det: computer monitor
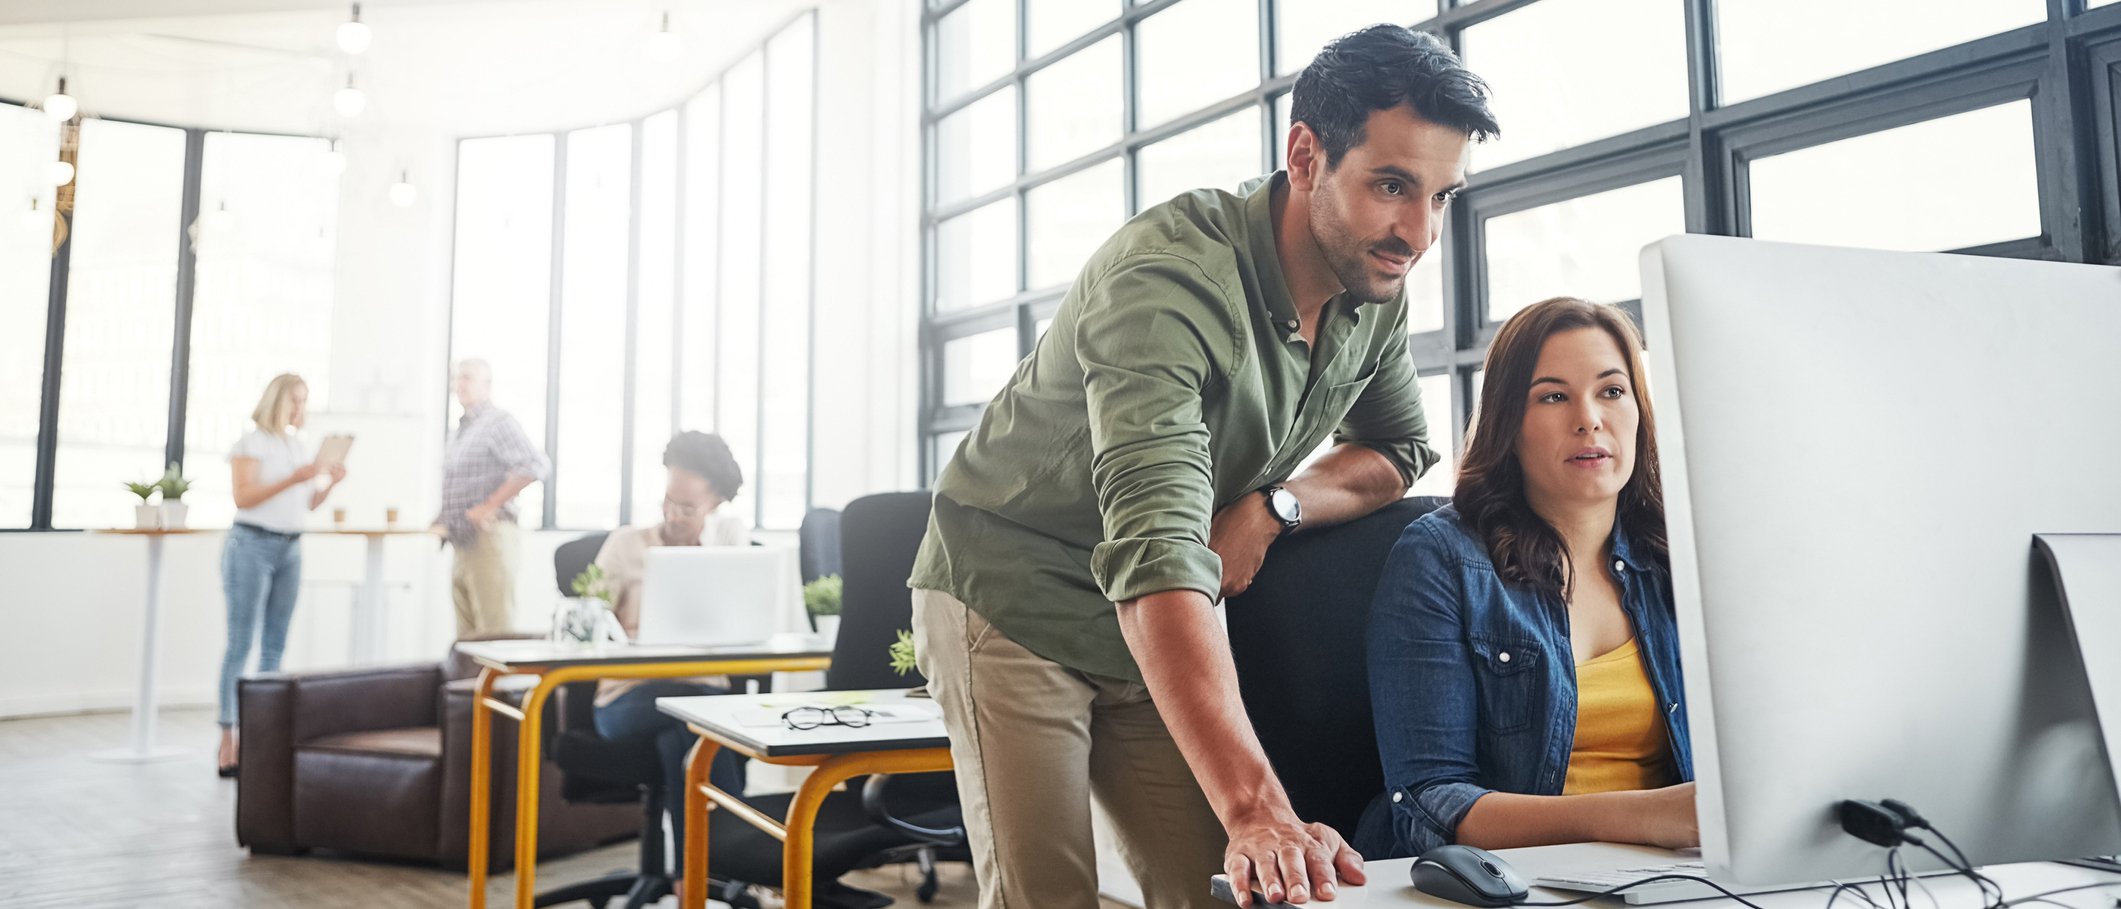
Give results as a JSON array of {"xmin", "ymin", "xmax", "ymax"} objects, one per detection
[
  {"xmin": 1639, "ymin": 235, "xmax": 2121, "ymax": 884},
  {"xmin": 636, "ymin": 547, "xmax": 797, "ymax": 647}
]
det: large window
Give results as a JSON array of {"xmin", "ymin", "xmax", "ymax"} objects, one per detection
[
  {"xmin": 0, "ymin": 104, "xmax": 58, "ymax": 528},
  {"xmin": 448, "ymin": 12, "xmax": 817, "ymax": 531},
  {"xmin": 919, "ymin": 0, "xmax": 2121, "ymax": 488},
  {"xmin": 3, "ymin": 109, "xmax": 341, "ymax": 530},
  {"xmin": 182, "ymin": 132, "xmax": 340, "ymax": 531}
]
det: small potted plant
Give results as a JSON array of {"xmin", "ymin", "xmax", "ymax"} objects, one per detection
[
  {"xmin": 803, "ymin": 574, "xmax": 843, "ymax": 643},
  {"xmin": 889, "ymin": 629, "xmax": 918, "ymax": 677},
  {"xmin": 550, "ymin": 564, "xmax": 623, "ymax": 647},
  {"xmin": 125, "ymin": 481, "xmax": 161, "ymax": 530},
  {"xmin": 156, "ymin": 462, "xmax": 192, "ymax": 529}
]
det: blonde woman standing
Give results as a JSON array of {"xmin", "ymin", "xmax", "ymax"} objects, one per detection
[{"xmin": 216, "ymin": 374, "xmax": 345, "ymax": 777}]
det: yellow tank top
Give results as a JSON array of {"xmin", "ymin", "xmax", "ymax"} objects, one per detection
[{"xmin": 1562, "ymin": 638, "xmax": 1676, "ymax": 795}]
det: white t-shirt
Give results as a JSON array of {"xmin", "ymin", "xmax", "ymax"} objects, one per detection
[{"xmin": 229, "ymin": 429, "xmax": 313, "ymax": 533}]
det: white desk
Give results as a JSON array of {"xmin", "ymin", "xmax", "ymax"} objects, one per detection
[
  {"xmin": 309, "ymin": 528, "xmax": 431, "ymax": 663},
  {"xmin": 1241, "ymin": 843, "xmax": 2121, "ymax": 908},
  {"xmin": 90, "ymin": 528, "xmax": 208, "ymax": 762},
  {"xmin": 658, "ymin": 689, "xmax": 953, "ymax": 909}
]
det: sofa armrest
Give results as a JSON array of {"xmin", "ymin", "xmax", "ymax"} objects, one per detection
[
  {"xmin": 283, "ymin": 662, "xmax": 446, "ymax": 743},
  {"xmin": 235, "ymin": 673, "xmax": 299, "ymax": 852}
]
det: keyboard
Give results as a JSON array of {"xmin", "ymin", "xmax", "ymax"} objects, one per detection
[
  {"xmin": 1535, "ymin": 861, "xmax": 1830, "ymax": 905},
  {"xmin": 2061, "ymin": 855, "xmax": 2121, "ymax": 873}
]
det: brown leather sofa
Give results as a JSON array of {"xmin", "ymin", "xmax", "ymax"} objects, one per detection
[{"xmin": 234, "ymin": 640, "xmax": 639, "ymax": 870}]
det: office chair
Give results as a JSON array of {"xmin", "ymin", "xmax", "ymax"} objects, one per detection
[{"xmin": 1225, "ymin": 496, "xmax": 1450, "ymax": 838}]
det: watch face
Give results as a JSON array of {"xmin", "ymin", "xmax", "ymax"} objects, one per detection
[{"xmin": 1270, "ymin": 488, "xmax": 1301, "ymax": 524}]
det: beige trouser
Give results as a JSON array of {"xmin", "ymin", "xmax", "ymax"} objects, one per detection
[
  {"xmin": 912, "ymin": 588, "xmax": 1228, "ymax": 909},
  {"xmin": 451, "ymin": 520, "xmax": 518, "ymax": 637}
]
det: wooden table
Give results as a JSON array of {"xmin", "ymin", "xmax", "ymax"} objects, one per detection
[
  {"xmin": 456, "ymin": 639, "xmax": 834, "ymax": 909},
  {"xmin": 91, "ymin": 528, "xmax": 211, "ymax": 762},
  {"xmin": 657, "ymin": 689, "xmax": 954, "ymax": 909},
  {"xmin": 307, "ymin": 527, "xmax": 434, "ymax": 663}
]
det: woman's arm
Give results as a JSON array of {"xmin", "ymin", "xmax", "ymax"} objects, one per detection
[
  {"xmin": 1368, "ymin": 521, "xmax": 1493, "ymax": 857},
  {"xmin": 231, "ymin": 458, "xmax": 318, "ymax": 511},
  {"xmin": 1455, "ymin": 783, "xmax": 1696, "ymax": 850}
]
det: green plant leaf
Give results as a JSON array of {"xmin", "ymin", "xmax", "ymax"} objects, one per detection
[
  {"xmin": 802, "ymin": 574, "xmax": 843, "ymax": 616},
  {"xmin": 888, "ymin": 628, "xmax": 918, "ymax": 677}
]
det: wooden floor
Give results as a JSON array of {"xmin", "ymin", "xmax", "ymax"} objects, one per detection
[{"xmin": 0, "ymin": 706, "xmax": 1124, "ymax": 909}]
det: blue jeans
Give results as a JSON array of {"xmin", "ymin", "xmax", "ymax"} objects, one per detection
[
  {"xmin": 595, "ymin": 681, "xmax": 747, "ymax": 868},
  {"xmin": 219, "ymin": 524, "xmax": 303, "ymax": 728}
]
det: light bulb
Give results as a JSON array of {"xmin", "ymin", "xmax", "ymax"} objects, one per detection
[
  {"xmin": 43, "ymin": 78, "xmax": 77, "ymax": 122},
  {"xmin": 320, "ymin": 144, "xmax": 347, "ymax": 177},
  {"xmin": 334, "ymin": 80, "xmax": 367, "ymax": 118},
  {"xmin": 388, "ymin": 172, "xmax": 417, "ymax": 207},
  {"xmin": 336, "ymin": 4, "xmax": 372, "ymax": 55},
  {"xmin": 46, "ymin": 159, "xmax": 74, "ymax": 187},
  {"xmin": 22, "ymin": 199, "xmax": 47, "ymax": 232}
]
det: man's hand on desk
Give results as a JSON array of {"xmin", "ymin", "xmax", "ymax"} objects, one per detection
[{"xmin": 1223, "ymin": 804, "xmax": 1366, "ymax": 906}]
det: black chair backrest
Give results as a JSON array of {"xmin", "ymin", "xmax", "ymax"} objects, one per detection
[
  {"xmin": 1225, "ymin": 496, "xmax": 1449, "ymax": 840},
  {"xmin": 555, "ymin": 531, "xmax": 611, "ymax": 595},
  {"xmin": 798, "ymin": 508, "xmax": 843, "ymax": 585},
  {"xmin": 826, "ymin": 492, "xmax": 935, "ymax": 691}
]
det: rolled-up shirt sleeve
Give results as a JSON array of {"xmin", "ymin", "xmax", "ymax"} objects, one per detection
[
  {"xmin": 1368, "ymin": 519, "xmax": 1493, "ymax": 855},
  {"xmin": 1336, "ymin": 305, "xmax": 1436, "ymax": 489},
  {"xmin": 489, "ymin": 412, "xmax": 551, "ymax": 482},
  {"xmin": 1077, "ymin": 253, "xmax": 1234, "ymax": 606}
]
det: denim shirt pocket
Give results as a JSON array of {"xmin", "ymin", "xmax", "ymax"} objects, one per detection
[{"xmin": 1467, "ymin": 633, "xmax": 1543, "ymax": 734}]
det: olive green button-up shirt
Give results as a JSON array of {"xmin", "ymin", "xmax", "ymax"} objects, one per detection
[{"xmin": 908, "ymin": 172, "xmax": 1437, "ymax": 682}]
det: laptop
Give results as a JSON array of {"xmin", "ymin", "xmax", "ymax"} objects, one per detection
[{"xmin": 635, "ymin": 547, "xmax": 795, "ymax": 647}]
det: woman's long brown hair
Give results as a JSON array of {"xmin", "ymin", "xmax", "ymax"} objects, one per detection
[{"xmin": 1454, "ymin": 297, "xmax": 1668, "ymax": 597}]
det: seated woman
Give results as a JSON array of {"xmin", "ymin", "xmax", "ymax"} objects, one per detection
[
  {"xmin": 590, "ymin": 430, "xmax": 751, "ymax": 861},
  {"xmin": 1356, "ymin": 296, "xmax": 1696, "ymax": 859}
]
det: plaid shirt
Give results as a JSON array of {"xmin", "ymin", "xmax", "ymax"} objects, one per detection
[{"xmin": 438, "ymin": 403, "xmax": 550, "ymax": 545}]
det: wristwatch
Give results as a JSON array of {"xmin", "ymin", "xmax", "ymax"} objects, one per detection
[{"xmin": 1261, "ymin": 485, "xmax": 1302, "ymax": 537}]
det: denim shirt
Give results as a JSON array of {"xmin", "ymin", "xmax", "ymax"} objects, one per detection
[{"xmin": 1358, "ymin": 503, "xmax": 1692, "ymax": 859}]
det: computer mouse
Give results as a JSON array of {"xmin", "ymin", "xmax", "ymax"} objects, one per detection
[{"xmin": 1411, "ymin": 844, "xmax": 1530, "ymax": 907}]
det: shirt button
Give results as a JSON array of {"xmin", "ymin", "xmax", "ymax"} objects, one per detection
[
  {"xmin": 1613, "ymin": 559, "xmax": 1626, "ymax": 573},
  {"xmin": 1392, "ymin": 791, "xmax": 1404, "ymax": 803},
  {"xmin": 1284, "ymin": 319, "xmax": 1298, "ymax": 331},
  {"xmin": 1498, "ymin": 651, "xmax": 1511, "ymax": 663}
]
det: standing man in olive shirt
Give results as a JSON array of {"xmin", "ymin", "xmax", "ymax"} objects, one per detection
[{"xmin": 908, "ymin": 26, "xmax": 1498, "ymax": 909}]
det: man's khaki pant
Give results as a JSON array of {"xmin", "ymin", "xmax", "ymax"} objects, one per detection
[
  {"xmin": 912, "ymin": 588, "xmax": 1228, "ymax": 909},
  {"xmin": 451, "ymin": 520, "xmax": 519, "ymax": 637}
]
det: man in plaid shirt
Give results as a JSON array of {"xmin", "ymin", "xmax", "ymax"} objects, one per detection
[{"xmin": 433, "ymin": 359, "xmax": 550, "ymax": 636}]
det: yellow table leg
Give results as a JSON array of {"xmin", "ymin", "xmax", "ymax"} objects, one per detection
[
  {"xmin": 782, "ymin": 748, "xmax": 955, "ymax": 909},
  {"xmin": 467, "ymin": 668, "xmax": 499, "ymax": 909},
  {"xmin": 683, "ymin": 737, "xmax": 719, "ymax": 909},
  {"xmin": 512, "ymin": 677, "xmax": 561, "ymax": 909}
]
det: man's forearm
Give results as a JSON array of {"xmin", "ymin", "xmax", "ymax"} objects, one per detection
[
  {"xmin": 1116, "ymin": 589, "xmax": 1292, "ymax": 828},
  {"xmin": 481, "ymin": 472, "xmax": 536, "ymax": 509},
  {"xmin": 1282, "ymin": 443, "xmax": 1409, "ymax": 531}
]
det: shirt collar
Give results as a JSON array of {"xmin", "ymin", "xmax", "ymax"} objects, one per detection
[
  {"xmin": 1243, "ymin": 170, "xmax": 1372, "ymax": 341},
  {"xmin": 1608, "ymin": 518, "xmax": 1651, "ymax": 573},
  {"xmin": 1244, "ymin": 171, "xmax": 1304, "ymax": 339},
  {"xmin": 461, "ymin": 402, "xmax": 492, "ymax": 424}
]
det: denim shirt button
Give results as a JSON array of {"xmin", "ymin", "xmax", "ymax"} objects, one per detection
[
  {"xmin": 1392, "ymin": 791, "xmax": 1404, "ymax": 804},
  {"xmin": 1498, "ymin": 651, "xmax": 1511, "ymax": 663},
  {"xmin": 1613, "ymin": 559, "xmax": 1626, "ymax": 573}
]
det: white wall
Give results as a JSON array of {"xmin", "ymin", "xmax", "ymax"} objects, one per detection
[{"xmin": 0, "ymin": 0, "xmax": 924, "ymax": 720}]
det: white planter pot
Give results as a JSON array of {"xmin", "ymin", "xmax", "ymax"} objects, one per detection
[
  {"xmin": 160, "ymin": 501, "xmax": 188, "ymax": 529},
  {"xmin": 814, "ymin": 614, "xmax": 842, "ymax": 645},
  {"xmin": 134, "ymin": 504, "xmax": 162, "ymax": 530}
]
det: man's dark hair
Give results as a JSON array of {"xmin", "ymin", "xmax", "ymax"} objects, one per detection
[
  {"xmin": 1289, "ymin": 25, "xmax": 1499, "ymax": 166},
  {"xmin": 664, "ymin": 430, "xmax": 743, "ymax": 501}
]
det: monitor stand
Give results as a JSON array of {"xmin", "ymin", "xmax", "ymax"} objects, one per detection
[{"xmin": 2033, "ymin": 534, "xmax": 2121, "ymax": 832}]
